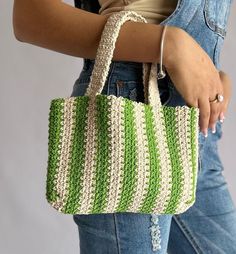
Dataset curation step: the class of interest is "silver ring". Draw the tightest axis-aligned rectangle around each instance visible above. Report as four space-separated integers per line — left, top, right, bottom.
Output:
209 93 224 103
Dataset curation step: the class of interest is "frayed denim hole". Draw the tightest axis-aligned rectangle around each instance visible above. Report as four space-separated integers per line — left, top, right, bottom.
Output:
150 214 162 252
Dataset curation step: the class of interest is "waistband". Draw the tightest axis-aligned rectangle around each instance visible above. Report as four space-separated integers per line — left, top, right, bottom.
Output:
83 58 163 72
83 58 145 66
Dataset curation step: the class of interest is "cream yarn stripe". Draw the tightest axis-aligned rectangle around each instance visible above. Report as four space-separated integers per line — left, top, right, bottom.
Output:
128 102 150 212
52 99 76 211
79 11 147 213
85 11 147 99
104 96 126 212
192 118 199 202
178 108 199 213
78 99 98 213
151 105 172 214
148 65 172 214
174 107 193 213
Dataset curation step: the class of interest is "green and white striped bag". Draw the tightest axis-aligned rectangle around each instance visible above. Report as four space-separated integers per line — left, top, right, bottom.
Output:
46 10 200 215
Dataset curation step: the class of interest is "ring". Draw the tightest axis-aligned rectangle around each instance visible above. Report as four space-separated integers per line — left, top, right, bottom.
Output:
209 93 224 103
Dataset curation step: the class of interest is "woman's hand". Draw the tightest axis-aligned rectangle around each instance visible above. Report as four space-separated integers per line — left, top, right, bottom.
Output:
162 26 225 137
208 70 232 133
219 71 232 119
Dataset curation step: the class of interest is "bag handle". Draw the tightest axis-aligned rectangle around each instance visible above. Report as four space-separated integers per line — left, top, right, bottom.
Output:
84 10 162 109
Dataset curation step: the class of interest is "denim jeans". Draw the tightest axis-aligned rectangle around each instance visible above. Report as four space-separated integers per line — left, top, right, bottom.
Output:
70 58 236 254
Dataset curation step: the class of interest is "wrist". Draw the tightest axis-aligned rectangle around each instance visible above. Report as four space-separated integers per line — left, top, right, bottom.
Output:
161 25 185 69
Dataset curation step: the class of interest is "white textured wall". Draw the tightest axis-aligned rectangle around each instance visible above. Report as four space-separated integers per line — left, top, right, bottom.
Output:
219 4 236 201
0 1 235 253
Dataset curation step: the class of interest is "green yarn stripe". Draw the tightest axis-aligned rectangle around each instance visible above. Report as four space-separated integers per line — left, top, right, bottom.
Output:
46 99 64 203
117 99 138 212
46 10 201 215
163 107 184 214
91 96 111 213
64 97 89 213
140 105 161 213
46 97 199 214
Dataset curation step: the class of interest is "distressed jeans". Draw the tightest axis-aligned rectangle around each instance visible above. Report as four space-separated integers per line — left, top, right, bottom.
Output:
70 58 236 254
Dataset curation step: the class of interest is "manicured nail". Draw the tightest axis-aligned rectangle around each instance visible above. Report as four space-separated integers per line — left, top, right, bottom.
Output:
219 112 225 123
203 129 208 137
212 125 216 134
220 117 225 123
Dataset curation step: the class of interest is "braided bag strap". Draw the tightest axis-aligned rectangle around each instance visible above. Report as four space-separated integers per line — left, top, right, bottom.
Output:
84 10 163 109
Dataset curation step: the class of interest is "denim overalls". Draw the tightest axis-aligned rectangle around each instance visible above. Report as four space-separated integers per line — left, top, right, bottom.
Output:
71 0 236 253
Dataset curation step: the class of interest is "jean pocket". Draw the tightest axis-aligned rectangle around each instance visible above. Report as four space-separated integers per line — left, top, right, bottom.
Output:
203 0 233 37
113 80 143 102
113 79 173 105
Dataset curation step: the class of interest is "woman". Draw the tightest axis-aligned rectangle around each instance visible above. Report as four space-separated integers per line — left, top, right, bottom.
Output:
13 0 236 253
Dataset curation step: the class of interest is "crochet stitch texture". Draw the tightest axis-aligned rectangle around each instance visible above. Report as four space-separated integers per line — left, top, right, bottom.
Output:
46 11 199 215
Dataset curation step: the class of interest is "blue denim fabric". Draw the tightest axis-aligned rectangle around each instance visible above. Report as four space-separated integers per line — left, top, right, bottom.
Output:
75 0 233 70
71 0 236 253
70 59 236 254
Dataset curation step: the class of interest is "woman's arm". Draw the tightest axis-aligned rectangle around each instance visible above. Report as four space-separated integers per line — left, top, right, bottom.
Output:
12 0 166 63
12 0 229 136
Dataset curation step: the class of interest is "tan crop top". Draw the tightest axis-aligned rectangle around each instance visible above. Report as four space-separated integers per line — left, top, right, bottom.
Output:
98 0 178 24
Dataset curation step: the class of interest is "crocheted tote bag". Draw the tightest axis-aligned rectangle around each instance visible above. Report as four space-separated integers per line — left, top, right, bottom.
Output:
45 10 200 215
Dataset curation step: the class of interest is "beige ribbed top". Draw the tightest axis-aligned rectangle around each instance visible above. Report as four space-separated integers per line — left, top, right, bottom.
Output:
98 0 178 24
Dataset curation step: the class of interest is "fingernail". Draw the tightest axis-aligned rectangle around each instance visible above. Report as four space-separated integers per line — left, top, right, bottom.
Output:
220 118 224 123
203 129 208 137
212 125 216 134
219 112 225 123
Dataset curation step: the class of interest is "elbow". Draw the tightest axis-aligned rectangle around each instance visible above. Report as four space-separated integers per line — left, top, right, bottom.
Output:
13 0 61 43
12 2 26 42
13 22 25 42
12 0 39 42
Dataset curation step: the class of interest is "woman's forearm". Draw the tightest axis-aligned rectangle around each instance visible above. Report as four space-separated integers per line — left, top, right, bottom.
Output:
13 0 165 63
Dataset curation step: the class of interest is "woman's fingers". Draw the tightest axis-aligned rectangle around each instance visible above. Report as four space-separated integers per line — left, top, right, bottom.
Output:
209 102 220 133
208 76 224 132
205 70 232 134
198 97 211 137
218 70 232 120
219 112 225 123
